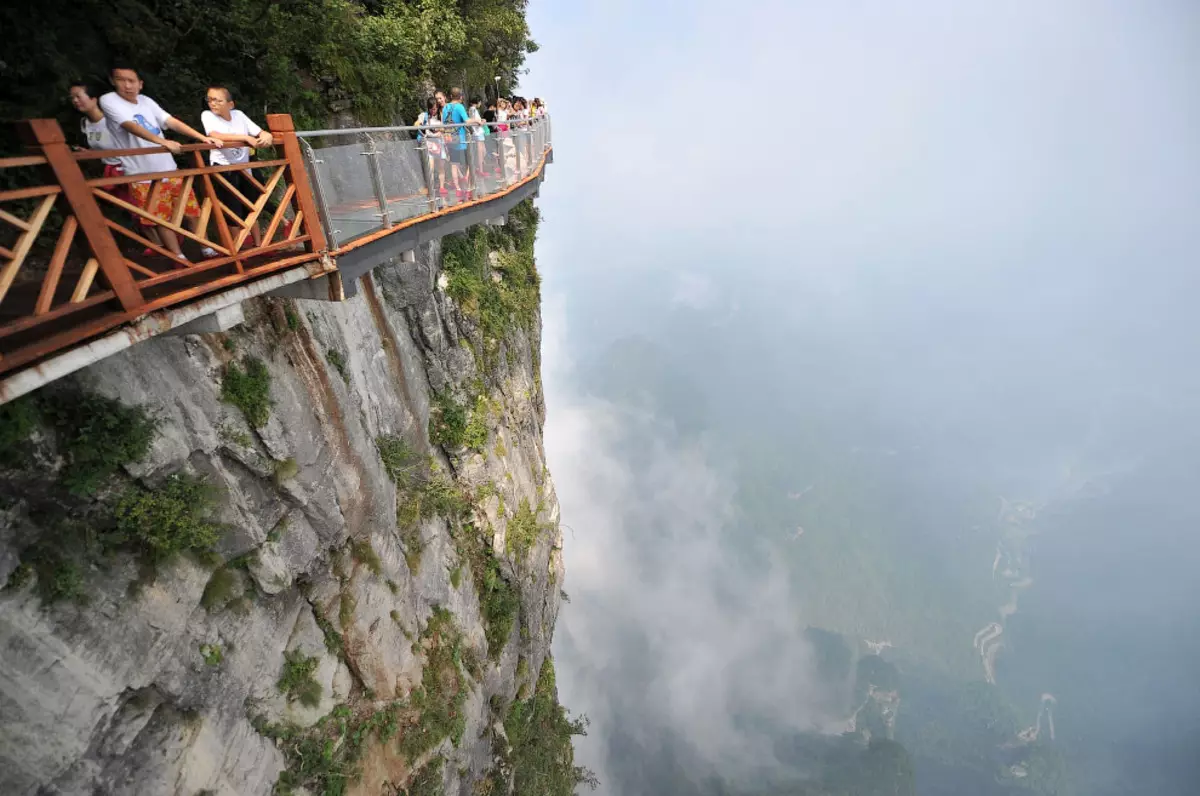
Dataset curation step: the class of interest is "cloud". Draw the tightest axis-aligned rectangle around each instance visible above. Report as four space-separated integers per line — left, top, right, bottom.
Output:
542 296 834 793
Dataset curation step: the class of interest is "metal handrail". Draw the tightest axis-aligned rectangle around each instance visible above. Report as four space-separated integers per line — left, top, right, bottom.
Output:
297 114 550 139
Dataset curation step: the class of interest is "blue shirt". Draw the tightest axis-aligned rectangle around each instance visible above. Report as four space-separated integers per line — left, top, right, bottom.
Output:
442 102 469 149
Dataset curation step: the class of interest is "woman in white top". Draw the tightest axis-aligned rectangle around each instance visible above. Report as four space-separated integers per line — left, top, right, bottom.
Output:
414 98 448 198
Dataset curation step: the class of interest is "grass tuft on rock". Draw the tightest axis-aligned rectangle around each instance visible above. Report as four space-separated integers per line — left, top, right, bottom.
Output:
39 389 157 495
278 649 322 708
221 356 272 427
112 473 222 561
201 567 238 612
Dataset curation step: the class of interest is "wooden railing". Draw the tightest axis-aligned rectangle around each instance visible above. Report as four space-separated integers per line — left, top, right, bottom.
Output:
0 114 325 375
0 113 551 380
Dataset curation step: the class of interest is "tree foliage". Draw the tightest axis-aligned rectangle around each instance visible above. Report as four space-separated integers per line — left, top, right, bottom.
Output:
0 0 537 137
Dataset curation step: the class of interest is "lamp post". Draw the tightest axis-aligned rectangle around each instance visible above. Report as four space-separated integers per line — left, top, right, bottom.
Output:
494 75 502 103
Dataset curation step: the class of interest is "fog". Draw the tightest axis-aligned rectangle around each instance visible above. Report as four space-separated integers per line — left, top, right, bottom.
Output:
522 1 1200 794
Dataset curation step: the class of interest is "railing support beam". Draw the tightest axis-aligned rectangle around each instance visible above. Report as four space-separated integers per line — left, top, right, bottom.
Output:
20 119 143 311
362 134 393 228
267 114 327 254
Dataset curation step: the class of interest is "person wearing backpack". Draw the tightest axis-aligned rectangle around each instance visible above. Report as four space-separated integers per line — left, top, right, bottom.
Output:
441 87 471 202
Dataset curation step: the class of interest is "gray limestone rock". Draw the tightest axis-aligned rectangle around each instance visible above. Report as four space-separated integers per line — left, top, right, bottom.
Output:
0 236 563 796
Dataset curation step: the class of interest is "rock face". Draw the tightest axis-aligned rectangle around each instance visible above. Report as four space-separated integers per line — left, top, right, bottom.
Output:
0 214 566 795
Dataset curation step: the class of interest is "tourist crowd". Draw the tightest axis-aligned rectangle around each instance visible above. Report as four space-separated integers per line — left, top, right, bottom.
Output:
68 64 547 261
414 88 547 202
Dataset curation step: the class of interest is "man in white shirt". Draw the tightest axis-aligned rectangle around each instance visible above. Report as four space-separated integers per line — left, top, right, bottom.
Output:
70 81 162 253
202 86 274 246
99 64 222 260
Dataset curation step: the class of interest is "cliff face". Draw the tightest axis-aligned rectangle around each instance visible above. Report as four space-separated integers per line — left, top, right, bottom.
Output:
0 203 570 795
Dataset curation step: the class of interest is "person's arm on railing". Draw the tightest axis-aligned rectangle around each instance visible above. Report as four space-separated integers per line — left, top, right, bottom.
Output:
114 119 182 154
164 117 223 149
207 130 273 148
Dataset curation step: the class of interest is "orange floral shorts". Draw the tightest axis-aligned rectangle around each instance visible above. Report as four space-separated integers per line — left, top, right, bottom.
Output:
130 178 200 227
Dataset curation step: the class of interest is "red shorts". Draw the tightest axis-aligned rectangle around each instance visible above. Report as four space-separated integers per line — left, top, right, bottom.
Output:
104 164 130 204
129 178 200 227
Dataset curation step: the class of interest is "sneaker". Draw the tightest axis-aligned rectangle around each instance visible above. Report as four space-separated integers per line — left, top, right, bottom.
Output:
455 189 465 202
142 247 154 257
200 246 218 258
438 187 448 196
282 219 294 238
175 253 190 264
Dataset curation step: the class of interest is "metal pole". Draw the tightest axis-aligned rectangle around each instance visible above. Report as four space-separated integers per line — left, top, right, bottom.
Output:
513 126 524 179
299 137 339 251
362 133 392 229
417 136 439 213
498 127 511 188
465 131 478 201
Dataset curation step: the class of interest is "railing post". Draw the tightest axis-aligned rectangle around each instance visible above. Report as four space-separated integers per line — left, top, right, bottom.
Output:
418 137 439 214
361 133 392 229
465 132 480 201
19 119 143 312
267 114 327 253
299 138 339 251
497 129 511 188
513 127 524 179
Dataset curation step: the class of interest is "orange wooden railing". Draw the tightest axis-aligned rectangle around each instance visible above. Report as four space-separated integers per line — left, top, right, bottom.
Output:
0 114 325 376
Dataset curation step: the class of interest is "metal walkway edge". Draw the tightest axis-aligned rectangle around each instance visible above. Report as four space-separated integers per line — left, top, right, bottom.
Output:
0 114 553 402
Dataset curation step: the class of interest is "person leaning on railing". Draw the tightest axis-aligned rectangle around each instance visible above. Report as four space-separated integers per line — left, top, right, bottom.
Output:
68 80 164 256
99 63 222 262
415 98 448 197
202 86 276 248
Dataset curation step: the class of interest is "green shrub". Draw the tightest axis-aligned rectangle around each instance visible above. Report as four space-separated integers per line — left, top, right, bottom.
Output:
199 643 223 666
398 608 468 760
449 565 462 589
221 357 272 427
267 517 289 543
273 457 299 484
339 590 356 629
278 649 322 707
462 396 489 452
397 474 469 529
377 434 418 484
33 554 86 604
506 499 540 558
441 202 542 370
314 612 345 658
218 423 253 448
257 700 408 796
201 568 238 611
405 757 445 796
4 562 33 591
481 556 519 659
285 306 300 331
325 348 349 384
0 395 39 466
112 473 222 560
504 658 597 794
350 538 382 576
38 390 157 495
428 392 469 450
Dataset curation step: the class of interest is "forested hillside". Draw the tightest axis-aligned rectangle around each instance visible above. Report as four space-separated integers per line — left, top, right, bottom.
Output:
0 0 536 131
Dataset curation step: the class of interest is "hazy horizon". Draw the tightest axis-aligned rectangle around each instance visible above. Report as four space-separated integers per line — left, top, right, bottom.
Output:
522 2 1200 793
